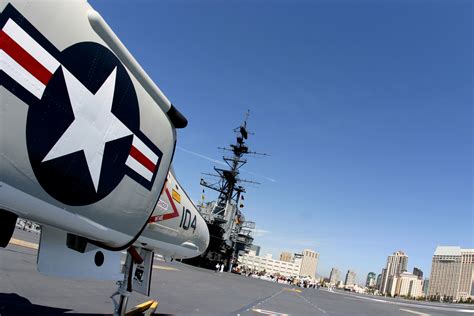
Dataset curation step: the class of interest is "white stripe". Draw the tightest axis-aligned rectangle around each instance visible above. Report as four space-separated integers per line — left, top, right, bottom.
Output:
2 19 60 73
399 309 430 316
0 50 45 98
132 135 158 164
125 155 153 181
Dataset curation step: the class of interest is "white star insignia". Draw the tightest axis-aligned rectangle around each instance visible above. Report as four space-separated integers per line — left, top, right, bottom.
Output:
42 67 132 192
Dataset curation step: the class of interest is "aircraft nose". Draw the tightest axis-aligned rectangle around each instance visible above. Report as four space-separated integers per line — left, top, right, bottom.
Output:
193 214 209 255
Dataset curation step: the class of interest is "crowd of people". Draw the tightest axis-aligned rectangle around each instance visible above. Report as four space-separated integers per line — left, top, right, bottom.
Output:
232 265 321 288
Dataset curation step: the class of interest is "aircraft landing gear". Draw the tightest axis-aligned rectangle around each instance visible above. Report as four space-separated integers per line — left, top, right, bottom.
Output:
111 247 157 316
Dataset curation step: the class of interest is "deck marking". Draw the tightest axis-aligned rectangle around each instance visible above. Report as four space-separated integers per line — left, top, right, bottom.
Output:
400 309 430 316
294 292 327 314
251 308 289 316
331 291 474 313
9 238 38 250
152 264 179 271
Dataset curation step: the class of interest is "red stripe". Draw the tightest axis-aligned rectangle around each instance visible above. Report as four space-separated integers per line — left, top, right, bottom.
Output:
0 30 52 85
129 145 156 173
148 189 179 222
162 188 179 220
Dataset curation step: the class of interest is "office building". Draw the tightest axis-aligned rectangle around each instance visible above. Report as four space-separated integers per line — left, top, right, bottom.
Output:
366 272 376 287
238 252 300 277
329 268 340 285
381 251 408 294
298 249 319 279
378 269 386 291
250 245 260 256
376 273 382 290
280 251 292 262
422 279 429 297
387 272 423 298
345 270 356 286
458 249 474 300
428 246 474 301
413 267 423 280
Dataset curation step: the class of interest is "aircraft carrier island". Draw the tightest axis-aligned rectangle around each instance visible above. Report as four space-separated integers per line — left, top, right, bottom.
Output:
183 112 263 272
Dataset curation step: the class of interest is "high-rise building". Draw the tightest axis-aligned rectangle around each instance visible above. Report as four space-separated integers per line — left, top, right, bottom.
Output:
298 249 319 279
458 249 474 300
413 267 423 280
422 279 429 297
381 251 408 294
387 272 423 298
280 251 292 262
366 272 377 287
378 269 387 292
376 273 383 290
344 270 356 286
329 268 340 285
428 246 474 301
250 245 261 256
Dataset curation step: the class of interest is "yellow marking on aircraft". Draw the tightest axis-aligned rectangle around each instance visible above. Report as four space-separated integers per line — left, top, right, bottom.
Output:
144 301 159 316
9 238 38 250
125 300 155 316
172 188 181 203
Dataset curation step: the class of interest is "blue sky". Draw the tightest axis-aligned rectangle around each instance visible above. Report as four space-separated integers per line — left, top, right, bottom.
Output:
91 0 472 283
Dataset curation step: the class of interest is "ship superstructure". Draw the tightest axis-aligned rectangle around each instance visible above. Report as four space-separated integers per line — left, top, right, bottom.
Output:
184 112 265 270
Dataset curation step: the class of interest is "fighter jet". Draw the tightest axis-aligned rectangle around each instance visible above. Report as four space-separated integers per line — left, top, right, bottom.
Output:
0 0 208 289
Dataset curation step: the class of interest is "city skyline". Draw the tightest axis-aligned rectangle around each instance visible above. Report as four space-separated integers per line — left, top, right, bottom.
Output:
91 0 472 281
256 245 474 286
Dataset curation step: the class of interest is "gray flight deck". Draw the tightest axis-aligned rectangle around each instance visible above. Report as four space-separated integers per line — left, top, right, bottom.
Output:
1 229 473 316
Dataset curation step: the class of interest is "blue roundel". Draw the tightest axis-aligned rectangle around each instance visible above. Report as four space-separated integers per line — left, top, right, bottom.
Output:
26 42 139 206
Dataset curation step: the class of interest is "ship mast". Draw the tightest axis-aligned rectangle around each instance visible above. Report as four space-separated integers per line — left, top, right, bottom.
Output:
191 111 266 270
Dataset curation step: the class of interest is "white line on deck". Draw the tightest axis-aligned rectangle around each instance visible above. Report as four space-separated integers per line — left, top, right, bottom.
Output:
400 308 430 316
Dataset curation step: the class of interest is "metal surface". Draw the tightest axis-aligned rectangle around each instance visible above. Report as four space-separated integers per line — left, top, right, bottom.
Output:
0 0 178 249
137 169 209 260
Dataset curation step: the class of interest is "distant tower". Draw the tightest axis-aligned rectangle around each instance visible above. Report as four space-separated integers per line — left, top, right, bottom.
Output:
380 251 408 294
376 273 382 290
344 270 357 286
366 272 376 287
298 249 319 279
413 267 423 280
250 245 260 256
329 268 340 285
280 251 292 262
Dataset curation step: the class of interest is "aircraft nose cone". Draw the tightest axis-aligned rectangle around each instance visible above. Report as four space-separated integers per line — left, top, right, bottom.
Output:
194 214 209 255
